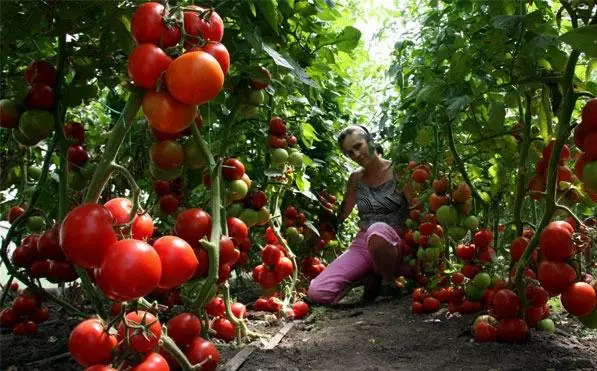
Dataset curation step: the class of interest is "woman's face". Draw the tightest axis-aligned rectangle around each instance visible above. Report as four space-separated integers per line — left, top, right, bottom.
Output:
341 131 370 167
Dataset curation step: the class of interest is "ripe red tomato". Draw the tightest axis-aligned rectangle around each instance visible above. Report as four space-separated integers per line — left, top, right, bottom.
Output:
451 272 465 285
153 180 171 196
525 284 548 307
292 301 309 319
13 320 37 335
25 60 57 86
183 6 224 45
411 287 429 303
267 135 287 148
118 311 162 353
130 352 169 371
131 2 181 47
581 98 597 129
262 244 282 266
205 296 226 317
167 313 201 346
509 236 530 262
231 302 247 318
69 319 117 367
128 44 172 89
0 308 18 328
174 208 212 246
60 204 117 268
165 51 224 105
539 221 574 261
222 158 245 181
212 317 235 342
159 194 179 214
422 297 440 313
153 236 198 288
542 140 571 163
131 213 154 240
143 90 197 134
37 227 62 260
226 217 248 242
24 84 55 109
473 229 493 249
269 117 286 135
456 244 476 261
64 121 85 144
67 144 89 168
104 197 133 224
184 337 220 371
219 236 236 265
492 289 520 319
275 257 293 281
473 319 497 342
193 42 230 75
7 205 25 223
461 264 482 279
411 301 424 314
98 239 162 300
561 282 597 317
412 168 429 183
496 318 528 343
538 261 577 295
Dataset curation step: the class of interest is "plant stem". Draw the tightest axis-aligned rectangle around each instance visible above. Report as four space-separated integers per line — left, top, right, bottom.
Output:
53 32 69 222
513 92 533 235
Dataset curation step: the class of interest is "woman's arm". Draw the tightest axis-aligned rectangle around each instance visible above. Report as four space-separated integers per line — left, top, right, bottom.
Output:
394 170 415 205
338 171 358 224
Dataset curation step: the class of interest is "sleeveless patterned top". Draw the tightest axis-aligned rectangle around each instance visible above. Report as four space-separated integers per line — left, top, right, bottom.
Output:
355 176 408 231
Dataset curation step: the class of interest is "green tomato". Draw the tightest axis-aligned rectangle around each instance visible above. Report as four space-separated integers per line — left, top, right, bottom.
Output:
582 161 597 191
13 127 39 146
247 90 265 106
462 215 479 230
578 308 597 329
427 233 441 247
271 148 289 166
447 226 467 241
27 216 46 232
405 218 416 229
150 161 183 181
27 165 42 181
282 74 295 86
183 140 206 170
288 151 303 168
68 170 86 191
241 105 259 119
536 318 556 332
227 203 244 218
285 226 300 241
464 283 485 301
436 205 458 226
19 110 54 143
239 208 258 228
472 272 491 289
416 247 426 261
256 207 270 226
227 179 248 201
424 247 441 261
413 230 421 243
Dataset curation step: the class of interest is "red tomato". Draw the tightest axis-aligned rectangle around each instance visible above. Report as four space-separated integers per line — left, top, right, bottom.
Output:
0 308 18 328
217 263 231 284
25 60 57 86
461 263 482 279
212 317 235 342
581 98 597 129
451 272 465 285
492 289 520 319
222 158 245 181
473 320 497 342
24 83 55 109
292 301 309 319
129 352 169 371
538 261 577 295
412 168 429 183
131 2 181 47
539 221 574 261
118 311 162 353
131 213 154 240
262 244 282 266
411 301 424 314
7 205 25 223
153 180 171 196
265 227 278 243
143 90 197 134
423 297 441 313
60 203 118 268
165 51 224 105
269 117 286 136
153 236 198 288
49 260 79 282
98 239 162 300
159 194 179 214
13 320 37 335
104 197 132 225
561 282 597 317
226 217 248 242
69 319 117 367
127 44 172 89
274 257 293 281
411 287 429 303
183 6 224 45
205 296 226 317
174 208 212 246
37 226 63 260
231 302 247 318
167 313 201 346
194 42 230 75
473 229 493 249
67 144 89 168
12 295 38 316
64 121 85 144
525 284 549 307
85 366 117 371
219 236 236 265
509 236 529 262
184 337 220 371
524 306 544 327
496 318 528 343
151 140 184 170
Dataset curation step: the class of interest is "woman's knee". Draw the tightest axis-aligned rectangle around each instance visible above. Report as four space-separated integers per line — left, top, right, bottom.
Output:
367 234 393 255
307 279 336 305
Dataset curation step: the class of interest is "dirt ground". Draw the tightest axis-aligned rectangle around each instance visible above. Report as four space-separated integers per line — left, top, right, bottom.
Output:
2 291 596 371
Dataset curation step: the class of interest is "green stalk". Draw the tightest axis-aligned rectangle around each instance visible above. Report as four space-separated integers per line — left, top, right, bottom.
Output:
53 32 69 222
512 92 533 235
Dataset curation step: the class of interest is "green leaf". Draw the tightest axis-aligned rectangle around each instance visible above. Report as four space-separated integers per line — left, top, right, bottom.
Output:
487 101 505 133
335 26 361 52
301 123 320 147
248 0 257 17
303 220 320 236
492 15 524 30
295 172 311 192
256 0 279 34
262 43 318 87
559 25 597 58
445 95 470 118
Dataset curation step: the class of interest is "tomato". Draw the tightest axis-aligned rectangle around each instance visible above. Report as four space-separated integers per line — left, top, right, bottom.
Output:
455 244 476 261
267 135 287 148
472 318 497 342
491 289 520 319
213 317 235 342
411 301 424 314
249 66 271 90
222 158 245 181
261 244 282 266
167 313 201 346
539 221 574 261
32 307 50 323
184 337 220 371
538 261 577 295
60 204 118 268
24 84 55 109
215 236 234 266
422 297 440 313
452 182 472 203
231 302 247 318
174 208 212 246
226 217 248 242
25 60 57 86
496 318 528 343
428 193 449 212
509 236 530 262
0 308 18 328
66 144 89 168
64 121 85 144
98 239 162 300
7 205 25 223
165 51 224 105
130 352 169 371
432 177 449 194
153 236 198 288
473 229 493 249
13 320 37 335
153 180 171 196
118 311 162 353
274 256 293 281
288 135 298 146
290 301 308 319
581 98 597 129
192 42 229 75
29 259 50 278
525 284 548 307
49 260 78 282
86 365 117 371
542 140 570 163
129 45 171 90
412 168 429 183
131 2 181 47
131 213 154 240
250 191 267 210
150 140 184 170
19 109 54 143
69 319 117 367
159 194 179 214
0 99 21 128
143 90 196 134
183 6 224 44
269 116 286 135
561 282 597 317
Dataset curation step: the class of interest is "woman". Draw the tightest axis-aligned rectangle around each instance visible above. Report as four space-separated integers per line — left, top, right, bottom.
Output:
308 125 412 305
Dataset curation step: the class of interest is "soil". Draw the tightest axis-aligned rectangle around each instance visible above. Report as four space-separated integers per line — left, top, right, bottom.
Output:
2 289 596 371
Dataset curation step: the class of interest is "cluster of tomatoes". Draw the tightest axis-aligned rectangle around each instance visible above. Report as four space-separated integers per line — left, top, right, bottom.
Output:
252 230 294 289
266 117 303 172
527 141 574 200
69 310 219 371
64 121 94 191
574 98 597 200
254 294 310 320
0 289 50 336
0 60 57 146
205 296 247 342
153 178 185 216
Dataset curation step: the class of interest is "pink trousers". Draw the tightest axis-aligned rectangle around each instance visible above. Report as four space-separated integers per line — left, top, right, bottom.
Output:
307 222 402 305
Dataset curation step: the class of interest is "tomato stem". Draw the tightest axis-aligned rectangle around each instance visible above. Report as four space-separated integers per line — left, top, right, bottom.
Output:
53 32 69 222
512 91 533 235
